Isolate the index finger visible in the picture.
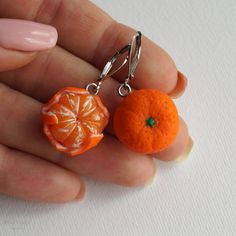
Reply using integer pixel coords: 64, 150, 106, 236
0, 0, 186, 95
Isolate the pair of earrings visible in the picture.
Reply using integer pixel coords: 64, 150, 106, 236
42, 32, 179, 157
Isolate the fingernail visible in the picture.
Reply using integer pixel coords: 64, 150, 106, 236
169, 71, 188, 98
145, 159, 157, 186
176, 137, 194, 162
74, 181, 86, 201
0, 19, 58, 52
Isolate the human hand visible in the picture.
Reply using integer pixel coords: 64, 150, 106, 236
0, 0, 190, 203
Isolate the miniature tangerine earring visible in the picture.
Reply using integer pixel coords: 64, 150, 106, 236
113, 32, 179, 154
42, 31, 179, 157
41, 45, 130, 156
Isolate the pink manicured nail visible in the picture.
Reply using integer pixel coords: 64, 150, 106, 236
0, 19, 58, 51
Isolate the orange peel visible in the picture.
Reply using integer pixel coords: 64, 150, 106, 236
42, 87, 109, 156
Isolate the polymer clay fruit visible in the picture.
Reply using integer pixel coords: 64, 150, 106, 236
113, 89, 179, 154
42, 87, 109, 156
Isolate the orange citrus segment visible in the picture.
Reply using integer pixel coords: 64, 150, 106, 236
42, 87, 109, 156
66, 134, 104, 156
50, 122, 77, 143
62, 125, 86, 148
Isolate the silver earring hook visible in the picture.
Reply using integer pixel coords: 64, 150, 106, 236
128, 31, 142, 80
86, 44, 130, 95
118, 31, 142, 97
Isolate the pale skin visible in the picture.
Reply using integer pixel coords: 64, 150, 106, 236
0, 0, 189, 203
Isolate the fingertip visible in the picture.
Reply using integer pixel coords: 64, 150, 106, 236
0, 19, 58, 52
73, 181, 86, 201
120, 155, 157, 187
154, 117, 190, 161
169, 71, 188, 98
50, 172, 85, 203
176, 137, 194, 162
144, 159, 157, 186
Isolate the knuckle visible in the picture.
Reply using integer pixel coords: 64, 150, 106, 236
158, 59, 178, 93
34, 0, 63, 23
0, 145, 9, 171
0, 145, 12, 189
0, 84, 19, 132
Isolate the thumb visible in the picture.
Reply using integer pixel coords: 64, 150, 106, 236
0, 19, 58, 72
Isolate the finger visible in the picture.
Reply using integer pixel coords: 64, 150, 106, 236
0, 83, 155, 186
168, 72, 188, 99
0, 19, 58, 51
61, 136, 156, 187
0, 47, 36, 72
154, 117, 190, 161
0, 0, 187, 96
0, 144, 85, 203
0, 18, 58, 72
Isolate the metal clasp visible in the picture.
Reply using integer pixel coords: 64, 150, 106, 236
118, 31, 142, 97
86, 44, 130, 95
86, 31, 142, 97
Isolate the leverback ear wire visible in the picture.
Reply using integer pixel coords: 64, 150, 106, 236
118, 31, 142, 97
86, 44, 130, 95
86, 31, 142, 96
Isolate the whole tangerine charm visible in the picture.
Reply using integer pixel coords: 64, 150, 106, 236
113, 89, 179, 154
42, 87, 109, 156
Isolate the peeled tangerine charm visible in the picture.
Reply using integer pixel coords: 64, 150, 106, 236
113, 89, 179, 154
42, 87, 109, 156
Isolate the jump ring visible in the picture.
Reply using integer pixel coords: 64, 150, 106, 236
118, 83, 132, 97
86, 83, 100, 95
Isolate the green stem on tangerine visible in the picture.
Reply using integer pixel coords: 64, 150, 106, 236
146, 117, 156, 127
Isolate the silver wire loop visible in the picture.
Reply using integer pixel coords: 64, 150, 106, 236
85, 82, 101, 95
128, 31, 142, 80
118, 31, 142, 96
99, 44, 130, 80
86, 44, 130, 95
118, 83, 132, 97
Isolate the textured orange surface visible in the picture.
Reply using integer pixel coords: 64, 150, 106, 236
113, 89, 179, 154
42, 87, 109, 156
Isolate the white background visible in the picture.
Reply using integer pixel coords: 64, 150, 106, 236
0, 0, 235, 235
